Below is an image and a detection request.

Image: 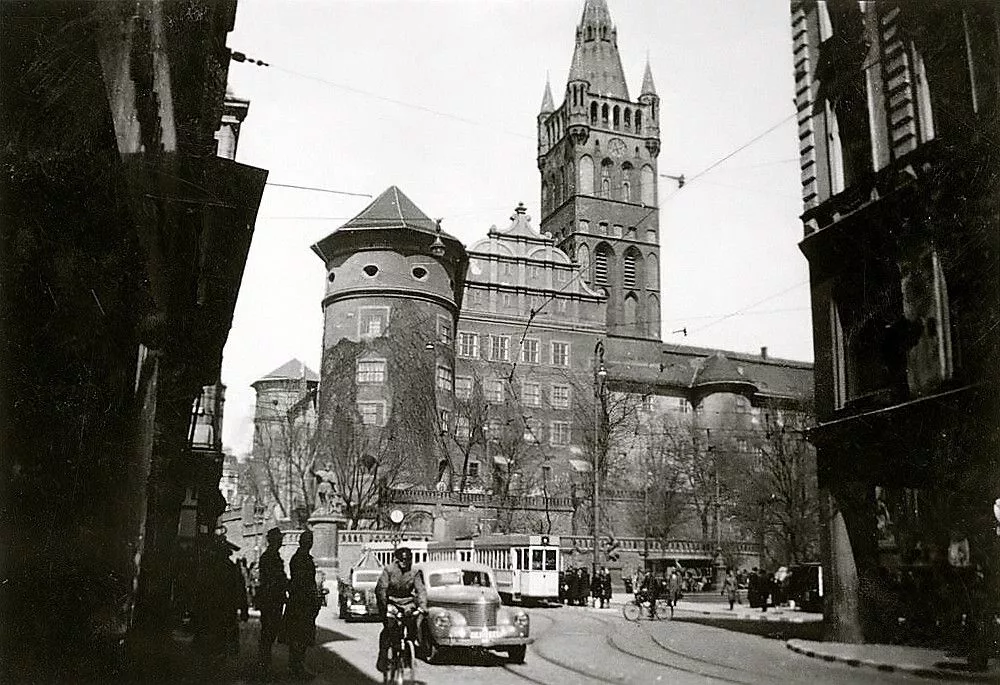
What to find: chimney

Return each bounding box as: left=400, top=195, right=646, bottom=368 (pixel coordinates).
left=760, top=346, right=768, bottom=360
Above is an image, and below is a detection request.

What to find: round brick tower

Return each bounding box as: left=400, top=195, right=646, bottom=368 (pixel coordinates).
left=311, top=187, right=468, bottom=521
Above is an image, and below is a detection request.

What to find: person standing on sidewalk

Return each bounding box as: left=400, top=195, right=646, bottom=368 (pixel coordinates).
left=590, top=570, right=603, bottom=608
left=722, top=570, right=738, bottom=610
left=257, top=527, right=288, bottom=672
left=667, top=571, right=681, bottom=618
left=282, top=530, right=322, bottom=679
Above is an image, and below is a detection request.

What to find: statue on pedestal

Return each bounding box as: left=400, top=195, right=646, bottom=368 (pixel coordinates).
left=312, top=462, right=344, bottom=516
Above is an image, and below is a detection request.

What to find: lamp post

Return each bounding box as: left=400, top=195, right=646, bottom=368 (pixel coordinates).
left=593, top=340, right=607, bottom=575
left=388, top=508, right=435, bottom=549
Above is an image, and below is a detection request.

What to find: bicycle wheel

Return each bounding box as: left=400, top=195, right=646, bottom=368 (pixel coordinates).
left=623, top=602, right=641, bottom=621
left=404, top=639, right=416, bottom=684
left=654, top=602, right=670, bottom=620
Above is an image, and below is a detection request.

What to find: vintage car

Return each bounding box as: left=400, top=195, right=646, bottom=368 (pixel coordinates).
left=338, top=566, right=382, bottom=621
left=415, top=560, right=533, bottom=664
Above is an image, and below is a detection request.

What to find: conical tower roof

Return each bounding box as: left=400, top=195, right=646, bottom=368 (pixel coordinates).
left=337, top=185, right=446, bottom=237
left=640, top=58, right=657, bottom=96
left=255, top=358, right=319, bottom=385
left=567, top=0, right=629, bottom=99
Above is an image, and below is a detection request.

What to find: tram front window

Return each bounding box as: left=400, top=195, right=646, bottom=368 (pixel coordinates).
left=531, top=549, right=544, bottom=570
left=545, top=550, right=557, bottom=570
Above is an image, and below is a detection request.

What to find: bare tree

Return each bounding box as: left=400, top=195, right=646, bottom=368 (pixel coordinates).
left=247, top=388, right=319, bottom=524
left=628, top=422, right=689, bottom=544
left=737, top=410, right=820, bottom=565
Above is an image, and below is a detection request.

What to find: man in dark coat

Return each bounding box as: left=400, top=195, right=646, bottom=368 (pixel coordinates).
left=590, top=570, right=603, bottom=608
left=194, top=537, right=249, bottom=678
left=282, top=530, right=322, bottom=678
left=257, top=527, right=288, bottom=671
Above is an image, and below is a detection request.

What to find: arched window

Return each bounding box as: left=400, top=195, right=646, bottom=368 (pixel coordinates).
left=601, top=159, right=612, bottom=198
left=601, top=104, right=609, bottom=124
left=646, top=253, right=659, bottom=289
left=621, top=163, right=632, bottom=202
left=641, top=165, right=655, bottom=205
left=635, top=110, right=642, bottom=133
left=624, top=109, right=631, bottom=129
left=594, top=245, right=612, bottom=286
left=590, top=102, right=598, bottom=126
left=576, top=243, right=590, bottom=272
left=648, top=295, right=660, bottom=338
left=612, top=106, right=620, bottom=129
left=623, top=247, right=642, bottom=290
left=578, top=155, right=594, bottom=195
left=542, top=181, right=550, bottom=212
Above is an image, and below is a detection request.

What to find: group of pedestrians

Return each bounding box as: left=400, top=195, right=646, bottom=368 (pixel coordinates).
left=634, top=570, right=682, bottom=618
left=255, top=527, right=324, bottom=679
left=559, top=567, right=612, bottom=607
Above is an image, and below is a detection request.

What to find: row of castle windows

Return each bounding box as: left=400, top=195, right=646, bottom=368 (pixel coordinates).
left=454, top=376, right=572, bottom=410
left=453, top=416, right=572, bottom=447
left=576, top=244, right=659, bottom=290
left=543, top=100, right=646, bottom=146
left=543, top=158, right=655, bottom=212
left=464, top=288, right=574, bottom=316
left=457, top=332, right=571, bottom=366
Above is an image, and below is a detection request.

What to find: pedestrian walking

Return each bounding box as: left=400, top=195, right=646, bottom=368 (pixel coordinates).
left=748, top=567, right=759, bottom=608
left=758, top=568, right=771, bottom=612
left=667, top=571, right=681, bottom=618
left=590, top=570, right=603, bottom=608
left=722, top=569, right=738, bottom=610
left=257, top=527, right=288, bottom=671
left=580, top=568, right=591, bottom=607
left=281, top=530, right=322, bottom=679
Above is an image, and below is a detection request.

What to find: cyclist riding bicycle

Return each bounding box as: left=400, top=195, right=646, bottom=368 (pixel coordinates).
left=375, top=547, right=427, bottom=675
left=636, top=573, right=659, bottom=618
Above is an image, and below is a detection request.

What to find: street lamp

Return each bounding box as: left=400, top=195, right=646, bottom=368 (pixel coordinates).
left=593, top=340, right=607, bottom=575
left=388, top=508, right=435, bottom=548
left=643, top=470, right=653, bottom=570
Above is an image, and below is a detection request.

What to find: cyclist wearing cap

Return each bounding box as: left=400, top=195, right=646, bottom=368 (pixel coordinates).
left=375, top=547, right=427, bottom=674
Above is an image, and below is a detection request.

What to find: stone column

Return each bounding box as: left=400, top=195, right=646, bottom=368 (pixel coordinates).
left=308, top=514, right=347, bottom=575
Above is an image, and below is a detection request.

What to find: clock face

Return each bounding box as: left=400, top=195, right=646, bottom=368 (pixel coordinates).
left=608, top=139, right=626, bottom=159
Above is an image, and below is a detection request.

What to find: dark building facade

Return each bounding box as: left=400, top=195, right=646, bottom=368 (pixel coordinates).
left=790, top=0, right=999, bottom=642
left=1, top=1, right=266, bottom=678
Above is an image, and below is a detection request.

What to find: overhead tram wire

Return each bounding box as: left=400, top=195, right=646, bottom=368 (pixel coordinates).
left=231, top=50, right=533, bottom=141
left=265, top=182, right=372, bottom=198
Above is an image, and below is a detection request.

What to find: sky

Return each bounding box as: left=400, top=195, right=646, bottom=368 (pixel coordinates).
left=220, top=0, right=812, bottom=455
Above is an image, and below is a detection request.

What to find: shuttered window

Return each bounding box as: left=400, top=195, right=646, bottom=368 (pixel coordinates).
left=594, top=250, right=609, bottom=286
left=623, top=253, right=636, bottom=289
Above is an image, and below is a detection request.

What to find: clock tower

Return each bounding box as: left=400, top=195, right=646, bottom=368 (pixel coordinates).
left=537, top=0, right=662, bottom=340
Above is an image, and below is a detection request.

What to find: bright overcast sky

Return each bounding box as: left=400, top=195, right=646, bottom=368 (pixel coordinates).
left=220, top=0, right=812, bottom=454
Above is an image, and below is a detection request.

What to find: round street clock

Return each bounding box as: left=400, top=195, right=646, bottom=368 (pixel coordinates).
left=608, top=138, right=627, bottom=159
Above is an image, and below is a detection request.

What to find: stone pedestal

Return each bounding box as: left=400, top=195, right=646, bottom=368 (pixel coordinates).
left=308, top=514, right=346, bottom=575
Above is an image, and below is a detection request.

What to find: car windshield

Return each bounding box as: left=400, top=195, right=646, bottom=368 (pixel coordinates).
left=428, top=570, right=492, bottom=588
left=354, top=571, right=381, bottom=583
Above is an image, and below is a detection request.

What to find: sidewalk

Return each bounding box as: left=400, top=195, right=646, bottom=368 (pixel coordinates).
left=601, top=592, right=823, bottom=624
left=787, top=639, right=1000, bottom=682
left=127, top=610, right=376, bottom=684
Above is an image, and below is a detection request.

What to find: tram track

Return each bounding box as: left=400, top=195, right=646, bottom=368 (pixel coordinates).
left=503, top=606, right=788, bottom=685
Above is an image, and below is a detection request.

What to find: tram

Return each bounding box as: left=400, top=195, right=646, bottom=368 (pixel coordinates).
left=427, top=534, right=560, bottom=605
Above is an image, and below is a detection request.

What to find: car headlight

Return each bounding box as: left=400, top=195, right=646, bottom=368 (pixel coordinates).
left=513, top=612, right=529, bottom=628
left=352, top=592, right=362, bottom=602
left=433, top=613, right=451, bottom=629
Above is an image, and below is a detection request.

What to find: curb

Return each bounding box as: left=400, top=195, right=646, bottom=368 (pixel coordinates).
left=786, top=639, right=997, bottom=682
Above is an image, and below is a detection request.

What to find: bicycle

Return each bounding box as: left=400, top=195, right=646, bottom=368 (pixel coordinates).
left=623, top=597, right=669, bottom=622
left=384, top=604, right=422, bottom=685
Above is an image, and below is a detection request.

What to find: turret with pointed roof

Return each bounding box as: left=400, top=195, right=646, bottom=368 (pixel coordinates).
left=309, top=186, right=469, bottom=493
left=536, top=0, right=663, bottom=340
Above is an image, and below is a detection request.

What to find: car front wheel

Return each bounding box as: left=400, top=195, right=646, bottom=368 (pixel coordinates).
left=506, top=645, right=526, bottom=664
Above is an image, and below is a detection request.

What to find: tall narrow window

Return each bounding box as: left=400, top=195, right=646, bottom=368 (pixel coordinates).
left=623, top=252, right=637, bottom=289
left=579, top=155, right=594, bottom=195
left=825, top=100, right=845, bottom=195
left=640, top=165, right=654, bottom=205
left=551, top=341, right=570, bottom=367
left=621, top=163, right=632, bottom=202
left=436, top=365, right=453, bottom=391
left=458, top=332, right=479, bottom=358
left=600, top=161, right=611, bottom=197
left=594, top=249, right=609, bottom=286
left=911, top=45, right=936, bottom=143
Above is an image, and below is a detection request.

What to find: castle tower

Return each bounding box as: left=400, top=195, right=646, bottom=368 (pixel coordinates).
left=538, top=0, right=662, bottom=340
left=311, top=187, right=469, bottom=497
